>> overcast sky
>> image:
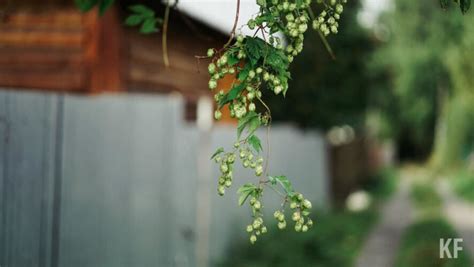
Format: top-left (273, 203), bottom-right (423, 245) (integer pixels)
top-left (175, 0), bottom-right (392, 36)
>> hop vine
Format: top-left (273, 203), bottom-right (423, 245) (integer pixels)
top-left (207, 0), bottom-right (347, 243)
top-left (73, 0), bottom-right (471, 245)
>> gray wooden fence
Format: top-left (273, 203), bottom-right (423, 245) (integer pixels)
top-left (0, 89), bottom-right (329, 267)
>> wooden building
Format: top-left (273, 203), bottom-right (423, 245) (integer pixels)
top-left (0, 1), bottom-right (229, 120)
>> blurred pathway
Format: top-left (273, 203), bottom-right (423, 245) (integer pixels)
top-left (355, 177), bottom-right (413, 267)
top-left (437, 180), bottom-right (474, 257)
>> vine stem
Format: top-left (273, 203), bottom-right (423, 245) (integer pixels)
top-left (307, 7), bottom-right (336, 60)
top-left (265, 183), bottom-right (287, 198)
top-left (194, 0), bottom-right (240, 64)
top-left (257, 96), bottom-right (272, 180)
top-left (223, 0), bottom-right (241, 48)
top-left (162, 2), bottom-right (171, 67)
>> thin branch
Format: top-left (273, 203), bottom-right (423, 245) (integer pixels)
top-left (317, 30), bottom-right (336, 60)
top-left (193, 0), bottom-right (240, 60)
top-left (162, 2), bottom-right (171, 67)
top-left (307, 7), bottom-right (336, 60)
top-left (223, 0), bottom-right (241, 48)
top-left (257, 96), bottom-right (272, 179)
top-left (265, 184), bottom-right (287, 198)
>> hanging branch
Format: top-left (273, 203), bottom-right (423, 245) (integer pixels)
top-left (162, 2), bottom-right (171, 67)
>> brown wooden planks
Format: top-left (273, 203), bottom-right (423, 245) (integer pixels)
top-left (0, 68), bottom-right (85, 91)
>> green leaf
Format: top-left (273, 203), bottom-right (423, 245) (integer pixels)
top-left (256, 0), bottom-right (267, 7)
top-left (210, 147), bottom-right (224, 160)
top-left (125, 15), bottom-right (144, 26)
top-left (266, 50), bottom-right (286, 69)
top-left (98, 0), bottom-right (114, 16)
top-left (218, 83), bottom-right (245, 108)
top-left (227, 54), bottom-right (240, 66)
top-left (255, 14), bottom-right (271, 24)
top-left (129, 4), bottom-right (155, 17)
top-left (247, 116), bottom-right (261, 136)
top-left (245, 37), bottom-right (266, 66)
top-left (268, 175), bottom-right (294, 196)
top-left (237, 63), bottom-right (251, 81)
top-left (237, 183), bottom-right (257, 206)
top-left (248, 135), bottom-right (262, 153)
top-left (140, 18), bottom-right (157, 34)
top-left (237, 112), bottom-right (258, 138)
top-left (460, 0), bottom-right (471, 13)
top-left (75, 0), bottom-right (99, 12)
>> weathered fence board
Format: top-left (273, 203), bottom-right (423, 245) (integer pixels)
top-left (0, 90), bottom-right (329, 267)
top-left (0, 90), bottom-right (58, 267)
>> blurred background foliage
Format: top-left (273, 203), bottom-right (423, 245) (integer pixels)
top-left (265, 0), bottom-right (474, 168)
top-left (370, 0), bottom-right (474, 166)
top-left (220, 168), bottom-right (395, 267)
top-left (265, 0), bottom-right (373, 131)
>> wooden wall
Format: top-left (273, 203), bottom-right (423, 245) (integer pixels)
top-left (0, 3), bottom-right (229, 101)
top-left (0, 6), bottom-right (124, 93)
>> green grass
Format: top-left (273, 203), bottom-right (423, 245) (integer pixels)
top-left (411, 183), bottom-right (442, 217)
top-left (452, 169), bottom-right (474, 203)
top-left (394, 218), bottom-right (472, 267)
top-left (400, 178), bottom-right (472, 267)
top-left (219, 209), bottom-right (377, 267)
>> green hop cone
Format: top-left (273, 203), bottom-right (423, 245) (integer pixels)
top-left (277, 221), bottom-right (286, 229)
top-left (295, 223), bottom-right (302, 232)
top-left (209, 79), bottom-right (217, 90)
top-left (292, 212), bottom-right (300, 221)
top-left (217, 186), bottom-right (225, 196)
top-left (208, 63), bottom-right (216, 74)
top-left (246, 225), bottom-right (253, 233)
top-left (278, 213), bottom-right (285, 222)
top-left (273, 210), bottom-right (281, 219)
top-left (249, 102), bottom-right (256, 112)
top-left (243, 160), bottom-right (250, 168)
top-left (302, 199), bottom-right (312, 209)
top-left (214, 110), bottom-right (222, 120)
top-left (250, 197), bottom-right (257, 205)
top-left (253, 201), bottom-right (261, 210)
top-left (255, 165), bottom-right (263, 176)
top-left (250, 234), bottom-right (257, 244)
top-left (297, 193), bottom-right (304, 201)
top-left (220, 163), bottom-right (228, 173)
top-left (207, 48), bottom-right (214, 57)
top-left (252, 219), bottom-right (261, 229)
top-left (227, 154), bottom-right (235, 164)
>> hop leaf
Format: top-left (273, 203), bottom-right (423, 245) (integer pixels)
top-left (268, 175), bottom-right (295, 196)
top-left (237, 183), bottom-right (258, 206)
top-left (248, 135), bottom-right (263, 153)
top-left (210, 147), bottom-right (224, 160)
top-left (125, 5), bottom-right (162, 34)
top-left (75, 0), bottom-right (115, 16)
